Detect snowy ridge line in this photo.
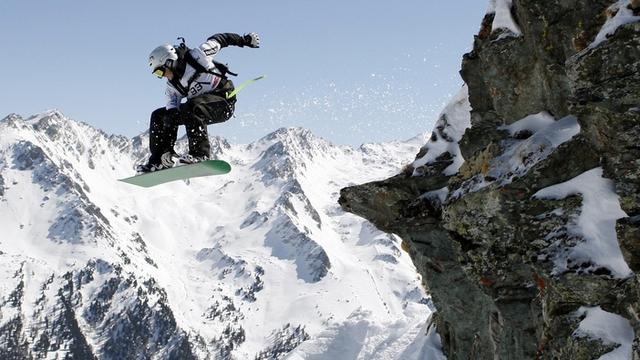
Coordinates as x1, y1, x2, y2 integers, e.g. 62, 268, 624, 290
0, 110, 439, 359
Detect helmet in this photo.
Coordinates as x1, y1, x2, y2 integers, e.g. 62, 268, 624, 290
148, 44, 178, 73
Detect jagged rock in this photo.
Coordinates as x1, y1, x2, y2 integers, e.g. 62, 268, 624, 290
619, 216, 640, 270
566, 21, 640, 276
341, 0, 640, 359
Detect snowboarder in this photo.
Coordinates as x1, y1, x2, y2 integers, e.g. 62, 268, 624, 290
136, 32, 260, 173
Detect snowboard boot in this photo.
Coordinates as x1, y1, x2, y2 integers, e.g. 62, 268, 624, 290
135, 162, 168, 174
178, 154, 210, 165
160, 151, 177, 167
136, 152, 175, 174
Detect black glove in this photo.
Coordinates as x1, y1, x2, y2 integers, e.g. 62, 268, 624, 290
243, 33, 260, 48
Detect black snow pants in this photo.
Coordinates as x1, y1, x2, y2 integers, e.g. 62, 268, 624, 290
148, 79, 236, 164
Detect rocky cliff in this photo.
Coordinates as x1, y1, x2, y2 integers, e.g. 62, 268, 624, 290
340, 0, 640, 358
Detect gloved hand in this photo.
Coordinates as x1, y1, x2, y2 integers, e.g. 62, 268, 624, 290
244, 32, 260, 48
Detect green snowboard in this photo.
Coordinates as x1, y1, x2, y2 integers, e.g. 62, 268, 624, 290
119, 160, 231, 188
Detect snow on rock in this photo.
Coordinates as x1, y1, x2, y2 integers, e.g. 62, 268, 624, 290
573, 306, 634, 360
489, 114, 580, 183
590, 0, 640, 49
420, 187, 450, 210
0, 110, 435, 359
420, 318, 447, 360
487, 0, 522, 36
534, 168, 633, 279
412, 85, 471, 176
452, 113, 580, 199
498, 111, 556, 137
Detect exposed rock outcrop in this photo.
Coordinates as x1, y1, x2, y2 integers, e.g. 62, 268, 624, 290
340, 1, 640, 358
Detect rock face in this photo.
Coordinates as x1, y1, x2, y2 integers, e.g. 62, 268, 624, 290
340, 1, 640, 359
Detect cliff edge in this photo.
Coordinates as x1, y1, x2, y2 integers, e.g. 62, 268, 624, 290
340, 1, 640, 358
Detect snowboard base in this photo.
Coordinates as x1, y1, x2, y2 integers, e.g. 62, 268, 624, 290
119, 160, 231, 188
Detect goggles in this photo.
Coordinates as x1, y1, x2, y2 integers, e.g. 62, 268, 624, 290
153, 66, 166, 78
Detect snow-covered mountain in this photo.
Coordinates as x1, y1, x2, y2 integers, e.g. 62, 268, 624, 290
0, 110, 441, 359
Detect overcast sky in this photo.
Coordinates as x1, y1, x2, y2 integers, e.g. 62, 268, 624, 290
1, 0, 487, 145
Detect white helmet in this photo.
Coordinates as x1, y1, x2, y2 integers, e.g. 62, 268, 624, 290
148, 44, 178, 74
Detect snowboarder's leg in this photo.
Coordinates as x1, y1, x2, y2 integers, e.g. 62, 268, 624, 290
183, 116, 211, 159
149, 107, 178, 163
137, 109, 178, 173
181, 89, 236, 159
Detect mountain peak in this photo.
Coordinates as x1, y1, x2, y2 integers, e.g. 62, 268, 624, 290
1, 113, 23, 123
260, 127, 320, 144
27, 109, 67, 123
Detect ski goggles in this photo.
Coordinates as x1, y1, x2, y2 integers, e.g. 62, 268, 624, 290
152, 66, 167, 78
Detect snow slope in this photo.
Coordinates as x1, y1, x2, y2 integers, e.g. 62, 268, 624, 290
0, 110, 439, 359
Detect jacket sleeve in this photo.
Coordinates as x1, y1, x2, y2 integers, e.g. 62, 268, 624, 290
187, 41, 219, 72
187, 38, 223, 71
165, 84, 182, 110
206, 33, 250, 48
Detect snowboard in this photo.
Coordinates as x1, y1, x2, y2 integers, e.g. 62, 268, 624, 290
119, 160, 231, 188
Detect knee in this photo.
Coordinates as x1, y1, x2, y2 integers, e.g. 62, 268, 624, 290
150, 107, 167, 125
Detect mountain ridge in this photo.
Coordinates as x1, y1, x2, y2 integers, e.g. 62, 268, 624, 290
0, 109, 439, 359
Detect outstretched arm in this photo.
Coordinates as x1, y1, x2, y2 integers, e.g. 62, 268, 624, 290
207, 32, 260, 48
190, 32, 260, 72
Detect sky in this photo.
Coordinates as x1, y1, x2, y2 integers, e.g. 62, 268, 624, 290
1, 0, 488, 145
